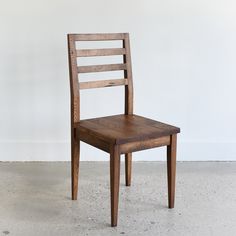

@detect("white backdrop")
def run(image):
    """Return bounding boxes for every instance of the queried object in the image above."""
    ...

[1,0,236,161]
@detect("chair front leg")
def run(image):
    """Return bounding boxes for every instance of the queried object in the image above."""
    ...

[125,153,132,186]
[71,128,80,200]
[110,145,121,227]
[167,134,177,208]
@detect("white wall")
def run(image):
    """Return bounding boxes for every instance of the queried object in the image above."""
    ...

[1,0,236,161]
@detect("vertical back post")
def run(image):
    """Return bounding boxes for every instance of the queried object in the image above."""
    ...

[68,35,81,200]
[68,34,80,124]
[123,34,134,189]
[123,34,134,115]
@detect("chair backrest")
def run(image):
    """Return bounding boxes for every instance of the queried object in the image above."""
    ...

[67,33,133,124]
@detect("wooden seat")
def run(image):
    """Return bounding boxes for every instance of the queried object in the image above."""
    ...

[77,114,180,145]
[67,33,180,227]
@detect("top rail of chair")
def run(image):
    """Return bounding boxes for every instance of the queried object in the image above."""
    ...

[68,33,129,41]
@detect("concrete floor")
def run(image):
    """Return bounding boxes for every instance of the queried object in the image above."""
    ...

[0,162,235,236]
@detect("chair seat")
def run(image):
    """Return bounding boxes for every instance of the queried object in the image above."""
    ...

[76,114,180,145]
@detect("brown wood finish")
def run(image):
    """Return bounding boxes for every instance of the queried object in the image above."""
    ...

[123,34,134,186]
[71,130,80,200]
[77,48,126,57]
[110,145,121,227]
[73,33,126,41]
[120,136,170,154]
[77,63,127,73]
[123,34,133,115]
[167,134,177,208]
[78,128,110,153]
[125,153,132,186]
[77,114,179,145]
[68,35,80,200]
[67,33,180,227]
[79,79,128,90]
[68,34,80,123]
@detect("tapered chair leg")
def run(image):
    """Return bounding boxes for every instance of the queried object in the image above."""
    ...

[125,153,132,186]
[110,145,121,227]
[167,134,177,208]
[71,128,80,200]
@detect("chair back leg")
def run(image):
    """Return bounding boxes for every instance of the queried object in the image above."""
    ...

[125,153,132,186]
[167,134,177,208]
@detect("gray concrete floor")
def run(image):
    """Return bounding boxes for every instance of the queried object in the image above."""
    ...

[0,162,235,236]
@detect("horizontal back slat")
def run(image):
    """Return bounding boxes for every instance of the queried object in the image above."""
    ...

[77,48,126,57]
[73,33,126,41]
[79,79,128,90]
[78,63,127,73]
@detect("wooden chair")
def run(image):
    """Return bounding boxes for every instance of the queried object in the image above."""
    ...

[67,33,180,227]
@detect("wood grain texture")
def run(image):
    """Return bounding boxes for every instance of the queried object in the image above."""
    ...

[167,134,177,208]
[68,35,81,202]
[120,136,170,154]
[73,33,126,41]
[77,126,110,153]
[123,34,133,115]
[78,114,180,145]
[125,153,132,186]
[68,34,80,123]
[110,145,121,227]
[78,63,127,73]
[79,79,128,90]
[77,48,125,57]
[123,34,133,187]
[71,129,80,200]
